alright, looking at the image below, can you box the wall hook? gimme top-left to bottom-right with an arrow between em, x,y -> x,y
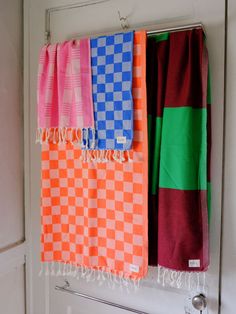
118,10 -> 129,30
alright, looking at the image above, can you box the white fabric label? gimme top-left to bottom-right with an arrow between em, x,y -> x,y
116,136 -> 127,144
129,264 -> 139,273
188,259 -> 201,268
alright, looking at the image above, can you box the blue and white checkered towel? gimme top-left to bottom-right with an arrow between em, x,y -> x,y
90,31 -> 134,152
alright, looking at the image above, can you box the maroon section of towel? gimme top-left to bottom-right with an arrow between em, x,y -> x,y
158,188 -> 209,271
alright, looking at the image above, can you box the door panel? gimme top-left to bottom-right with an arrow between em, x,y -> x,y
0,266 -> 25,314
50,275 -> 186,314
0,1 -> 25,314
221,0 -> 236,313
26,0 -> 225,313
0,0 -> 24,249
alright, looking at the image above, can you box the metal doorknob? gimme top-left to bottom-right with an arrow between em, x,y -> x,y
192,294 -> 207,311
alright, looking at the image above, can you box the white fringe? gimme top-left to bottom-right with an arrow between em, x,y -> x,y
38,262 -> 140,292
35,127 -> 95,147
39,263 -> 207,292
80,150 -> 132,163
156,265 -> 207,292
36,128 -> 132,163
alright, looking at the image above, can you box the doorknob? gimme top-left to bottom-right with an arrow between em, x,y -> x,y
192,294 -> 207,312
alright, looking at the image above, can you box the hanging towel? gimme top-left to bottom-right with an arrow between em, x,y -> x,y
85,31 -> 134,159
36,39 -> 95,146
40,31 -> 148,282
146,32 -> 170,266
147,29 -> 211,284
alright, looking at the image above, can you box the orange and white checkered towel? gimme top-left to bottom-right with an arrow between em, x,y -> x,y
40,31 -> 148,281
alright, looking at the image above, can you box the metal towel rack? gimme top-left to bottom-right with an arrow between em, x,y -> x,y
44,0 -> 205,44
55,280 -> 150,314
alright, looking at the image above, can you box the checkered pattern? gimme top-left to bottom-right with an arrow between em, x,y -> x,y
41,31 -> 148,279
90,32 -> 134,150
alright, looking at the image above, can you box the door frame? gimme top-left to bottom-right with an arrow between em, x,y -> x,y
23,1 -> 226,313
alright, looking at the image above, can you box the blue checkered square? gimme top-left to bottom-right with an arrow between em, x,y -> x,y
90,32 -> 134,150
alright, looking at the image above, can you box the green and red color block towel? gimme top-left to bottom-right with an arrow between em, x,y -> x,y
147,29 -> 211,272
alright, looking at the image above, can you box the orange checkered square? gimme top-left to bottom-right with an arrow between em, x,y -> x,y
41,31 -> 148,279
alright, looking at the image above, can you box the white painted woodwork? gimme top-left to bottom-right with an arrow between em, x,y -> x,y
0,1 -> 25,314
221,1 -> 236,314
0,266 -> 25,314
0,0 -> 24,248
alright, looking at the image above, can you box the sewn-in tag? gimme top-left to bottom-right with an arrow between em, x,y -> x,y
188,259 -> 200,268
129,264 -> 139,273
116,136 -> 127,144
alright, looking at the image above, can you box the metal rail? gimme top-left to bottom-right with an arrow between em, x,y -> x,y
44,0 -> 205,44
55,280 -> 150,314
45,0 -> 111,43
147,22 -> 205,36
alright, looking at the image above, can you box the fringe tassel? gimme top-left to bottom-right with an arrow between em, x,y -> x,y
36,128 -> 133,164
36,129 -> 133,163
39,263 -> 207,293
38,262 -> 140,292
36,127 -> 95,147
156,265 -> 207,292
90,128 -> 96,149
127,150 -> 133,162
79,150 -> 132,163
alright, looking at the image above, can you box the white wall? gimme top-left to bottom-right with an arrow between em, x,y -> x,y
0,1 -> 25,314
0,0 -> 24,248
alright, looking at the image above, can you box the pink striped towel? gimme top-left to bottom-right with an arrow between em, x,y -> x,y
36,39 -> 95,146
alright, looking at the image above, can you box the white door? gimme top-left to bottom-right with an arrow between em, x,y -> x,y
24,0 -> 225,313
221,0 -> 236,314
0,0 -> 25,313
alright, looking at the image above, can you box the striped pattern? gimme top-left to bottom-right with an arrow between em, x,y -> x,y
37,39 -> 94,143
